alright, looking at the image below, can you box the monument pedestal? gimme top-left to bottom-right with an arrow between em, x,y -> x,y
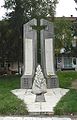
12,88 -> 69,115
21,75 -> 32,89
47,75 -> 59,89
35,93 -> 46,102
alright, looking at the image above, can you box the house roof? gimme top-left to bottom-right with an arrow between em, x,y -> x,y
55,16 -> 77,22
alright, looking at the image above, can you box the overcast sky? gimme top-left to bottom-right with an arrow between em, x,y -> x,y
56,0 -> 77,17
0,0 -> 77,20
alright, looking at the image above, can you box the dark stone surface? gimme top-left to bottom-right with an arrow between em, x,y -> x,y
47,75 -> 59,88
35,93 -> 46,102
21,75 -> 32,89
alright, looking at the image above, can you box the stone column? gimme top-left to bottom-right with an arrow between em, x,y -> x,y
21,19 -> 37,89
40,19 -> 59,88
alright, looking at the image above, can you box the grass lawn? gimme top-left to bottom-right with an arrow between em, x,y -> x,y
0,75 -> 28,115
0,71 -> 77,115
54,89 -> 77,115
57,71 -> 77,88
54,71 -> 77,115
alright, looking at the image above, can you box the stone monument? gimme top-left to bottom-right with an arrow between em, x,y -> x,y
32,65 -> 47,102
11,18 -> 70,115
12,20 -> 70,114
41,19 -> 59,88
32,65 -> 47,95
21,19 -> 37,89
21,18 -> 59,89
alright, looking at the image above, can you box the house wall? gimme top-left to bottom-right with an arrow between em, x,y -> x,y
9,62 -> 22,74
57,56 -> 77,70
0,61 -> 22,75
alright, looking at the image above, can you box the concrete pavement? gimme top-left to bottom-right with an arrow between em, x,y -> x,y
11,88 -> 69,115
0,116 -> 72,120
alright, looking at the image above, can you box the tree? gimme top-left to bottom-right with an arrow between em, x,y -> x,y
4,0 -> 58,20
74,0 -> 77,9
54,17 -> 73,55
0,20 -> 19,63
3,0 -> 58,72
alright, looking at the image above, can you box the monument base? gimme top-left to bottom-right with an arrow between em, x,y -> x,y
11,88 -> 69,115
35,93 -> 46,102
47,75 -> 59,89
21,75 -> 32,89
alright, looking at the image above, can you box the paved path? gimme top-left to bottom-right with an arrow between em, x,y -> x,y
71,79 -> 77,89
0,117 -> 72,120
11,88 -> 69,114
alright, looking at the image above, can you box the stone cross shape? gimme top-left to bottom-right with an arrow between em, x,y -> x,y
31,19 -> 46,65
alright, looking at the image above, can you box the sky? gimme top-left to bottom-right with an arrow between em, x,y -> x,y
0,0 -> 77,20
56,0 -> 77,17
0,0 -> 6,19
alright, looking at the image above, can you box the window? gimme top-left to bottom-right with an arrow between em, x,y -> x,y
1,63 -> 4,68
64,57 -> 72,68
73,58 -> 76,65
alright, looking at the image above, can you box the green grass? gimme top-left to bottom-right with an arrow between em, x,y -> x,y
57,71 -> 77,88
54,71 -> 77,115
54,89 -> 77,115
0,71 -> 77,115
0,75 -> 28,115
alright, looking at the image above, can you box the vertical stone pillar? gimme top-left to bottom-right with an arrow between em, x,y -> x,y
41,19 -> 59,88
21,19 -> 37,89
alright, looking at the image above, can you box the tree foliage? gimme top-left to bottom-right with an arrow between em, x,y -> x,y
2,0 -> 58,72
4,0 -> 58,20
54,17 -> 73,55
0,20 -> 21,62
